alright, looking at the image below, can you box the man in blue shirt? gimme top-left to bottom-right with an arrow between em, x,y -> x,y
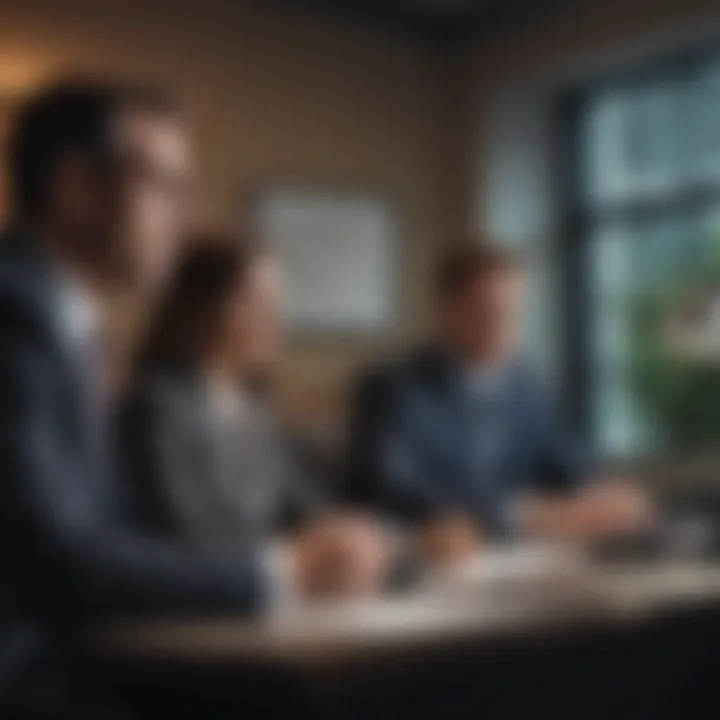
346,244 -> 649,562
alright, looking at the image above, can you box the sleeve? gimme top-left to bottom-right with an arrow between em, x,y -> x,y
0,312 -> 269,620
343,369 -> 451,523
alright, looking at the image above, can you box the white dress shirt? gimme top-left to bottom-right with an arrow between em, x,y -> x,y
53,269 -> 102,358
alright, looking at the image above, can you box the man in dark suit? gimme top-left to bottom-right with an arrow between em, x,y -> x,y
346,244 -> 649,563
0,81 -> 387,702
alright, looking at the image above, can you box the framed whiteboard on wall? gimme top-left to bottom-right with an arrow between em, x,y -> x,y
251,187 -> 398,334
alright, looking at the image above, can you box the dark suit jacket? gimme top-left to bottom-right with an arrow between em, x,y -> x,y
121,368 -> 319,547
345,347 -> 587,534
0,238 -> 268,691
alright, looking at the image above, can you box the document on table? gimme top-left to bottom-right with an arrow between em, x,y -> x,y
268,543 -> 599,641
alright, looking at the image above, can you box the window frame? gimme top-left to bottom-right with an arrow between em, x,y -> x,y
557,41 -> 720,456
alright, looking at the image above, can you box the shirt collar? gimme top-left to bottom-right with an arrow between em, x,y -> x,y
204,377 -> 251,423
433,343 -> 512,396
463,363 -> 508,397
54,268 -> 102,352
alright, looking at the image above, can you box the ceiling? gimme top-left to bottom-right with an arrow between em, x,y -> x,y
295,0 -> 553,41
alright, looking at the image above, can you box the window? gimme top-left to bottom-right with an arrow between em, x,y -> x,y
568,51 -> 720,458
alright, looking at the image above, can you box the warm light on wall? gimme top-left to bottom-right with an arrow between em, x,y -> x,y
0,55 -> 47,224
0,55 -> 45,97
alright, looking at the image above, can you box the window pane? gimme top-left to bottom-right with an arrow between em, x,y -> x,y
691,57 -> 720,181
589,210 -> 720,456
584,79 -> 687,207
578,52 -> 720,457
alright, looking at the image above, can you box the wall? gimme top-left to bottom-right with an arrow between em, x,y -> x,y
0,0 -> 456,425
6,0 -> 709,426
0,102 -> 8,221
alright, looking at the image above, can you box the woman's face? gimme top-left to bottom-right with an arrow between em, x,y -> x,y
223,254 -> 283,375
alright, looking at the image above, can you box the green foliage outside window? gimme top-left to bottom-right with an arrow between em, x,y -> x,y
631,241 -> 720,452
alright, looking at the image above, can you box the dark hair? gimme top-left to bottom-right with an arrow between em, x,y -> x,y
137,232 -> 263,373
7,78 -> 179,222
435,243 -> 523,299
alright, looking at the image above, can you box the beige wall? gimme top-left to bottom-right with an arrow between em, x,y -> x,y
0,0 -> 458,424
4,0 -> 712,424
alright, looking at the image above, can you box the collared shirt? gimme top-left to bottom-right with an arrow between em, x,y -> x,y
461,361 -> 525,533
462,362 -> 511,463
462,363 -> 508,399
52,269 -> 112,433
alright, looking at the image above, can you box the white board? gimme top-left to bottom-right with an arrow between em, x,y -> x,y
254,188 -> 396,332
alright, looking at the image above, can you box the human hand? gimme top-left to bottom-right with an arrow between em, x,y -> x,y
287,513 -> 390,599
415,514 -> 482,568
581,480 -> 654,536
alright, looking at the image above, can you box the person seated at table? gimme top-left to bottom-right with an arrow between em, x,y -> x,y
122,234 -> 389,597
0,81 -> 392,715
344,243 -> 650,564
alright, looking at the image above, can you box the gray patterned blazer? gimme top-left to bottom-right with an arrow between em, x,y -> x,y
121,368 -> 319,547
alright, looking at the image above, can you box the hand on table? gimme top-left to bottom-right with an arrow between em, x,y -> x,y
285,513 -> 391,600
521,480 -> 653,539
415,514 -> 482,568
580,480 -> 654,536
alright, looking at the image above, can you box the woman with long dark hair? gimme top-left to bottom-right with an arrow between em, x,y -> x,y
122,232 -> 319,545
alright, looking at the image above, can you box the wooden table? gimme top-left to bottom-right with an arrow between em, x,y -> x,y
82,552 -> 720,718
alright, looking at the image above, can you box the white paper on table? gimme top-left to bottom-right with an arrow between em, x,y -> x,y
419,542 -> 591,604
